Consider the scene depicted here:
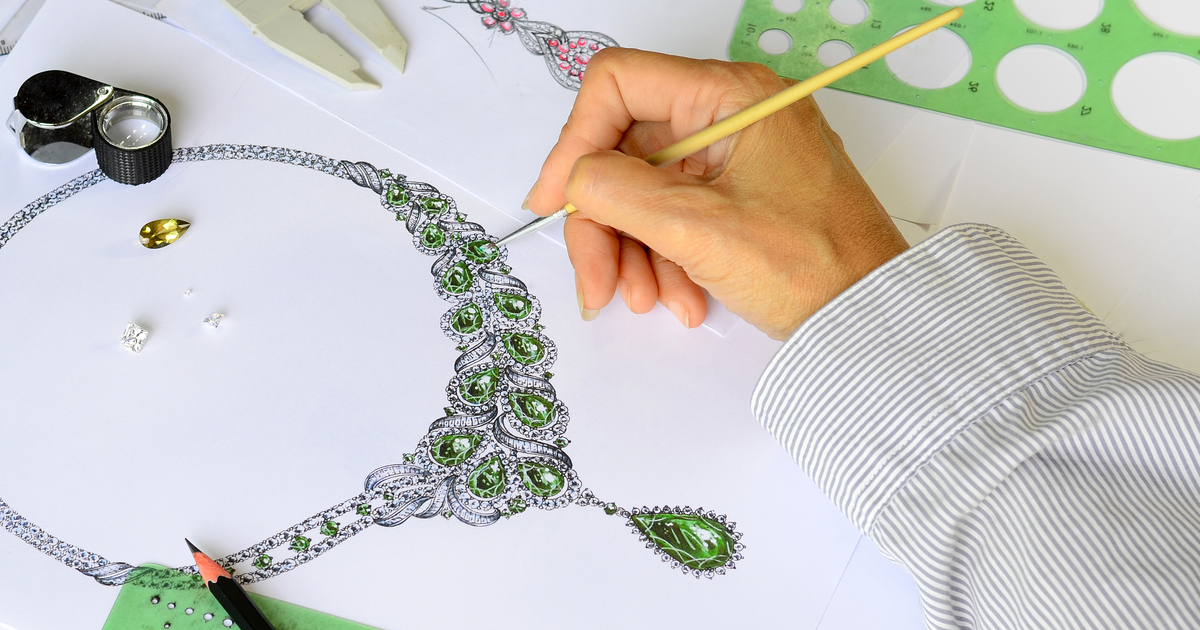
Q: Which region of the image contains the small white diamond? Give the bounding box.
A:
[203,313,224,328]
[121,322,148,353]
[183,289,192,297]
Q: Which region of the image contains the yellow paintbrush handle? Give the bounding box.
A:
[561,6,963,216]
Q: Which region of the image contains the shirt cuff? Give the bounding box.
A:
[751,223,1126,533]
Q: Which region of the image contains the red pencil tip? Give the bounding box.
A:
[185,538,201,555]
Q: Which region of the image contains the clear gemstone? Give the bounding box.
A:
[120,322,148,353]
[203,313,224,328]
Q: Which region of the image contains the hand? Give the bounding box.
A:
[524,48,908,340]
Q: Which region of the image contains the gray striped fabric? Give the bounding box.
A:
[753,224,1200,629]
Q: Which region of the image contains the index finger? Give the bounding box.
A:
[525,48,754,215]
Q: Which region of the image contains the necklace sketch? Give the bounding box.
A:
[442,0,617,90]
[0,144,744,588]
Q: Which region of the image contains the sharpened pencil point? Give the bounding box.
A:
[185,538,201,555]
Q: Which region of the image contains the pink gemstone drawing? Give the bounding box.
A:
[443,0,618,90]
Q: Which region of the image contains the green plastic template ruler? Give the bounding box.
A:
[101,565,378,630]
[729,0,1200,170]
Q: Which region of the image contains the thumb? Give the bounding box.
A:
[564,150,717,261]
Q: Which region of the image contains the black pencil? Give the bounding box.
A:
[186,539,278,630]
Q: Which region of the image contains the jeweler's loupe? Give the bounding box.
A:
[7,70,172,185]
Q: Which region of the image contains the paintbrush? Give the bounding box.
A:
[496,6,963,246]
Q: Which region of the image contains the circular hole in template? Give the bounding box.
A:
[817,40,855,67]
[829,0,869,25]
[885,27,971,89]
[1013,0,1103,31]
[758,29,794,55]
[926,0,976,5]
[1133,0,1200,36]
[1112,52,1200,140]
[996,45,1087,112]
[772,0,804,14]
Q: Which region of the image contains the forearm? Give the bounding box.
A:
[754,224,1200,628]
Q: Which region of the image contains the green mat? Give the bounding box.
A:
[729,0,1200,170]
[101,565,378,630]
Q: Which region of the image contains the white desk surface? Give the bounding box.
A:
[4,1,1200,629]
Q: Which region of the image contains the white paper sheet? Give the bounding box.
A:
[939,124,1200,319]
[864,110,975,227]
[154,0,743,226]
[810,88,920,174]
[891,216,937,246]
[153,0,927,337]
[0,2,862,629]
[1104,200,1200,374]
[814,536,923,630]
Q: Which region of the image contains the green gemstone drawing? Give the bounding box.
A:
[442,261,473,294]
[494,293,532,319]
[509,392,555,428]
[0,145,745,591]
[468,458,507,498]
[420,223,445,249]
[632,513,736,571]
[459,368,499,404]
[386,185,409,206]
[421,197,448,213]
[430,434,482,466]
[451,303,485,335]
[518,462,565,497]
[463,239,500,264]
[503,333,545,364]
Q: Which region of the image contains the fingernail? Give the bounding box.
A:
[667,301,690,329]
[615,278,633,310]
[578,286,599,321]
[521,181,538,211]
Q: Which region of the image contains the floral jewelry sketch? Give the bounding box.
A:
[440,0,617,90]
[0,144,744,588]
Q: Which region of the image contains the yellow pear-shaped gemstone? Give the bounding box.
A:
[139,218,190,249]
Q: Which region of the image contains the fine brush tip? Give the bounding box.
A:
[185,538,202,555]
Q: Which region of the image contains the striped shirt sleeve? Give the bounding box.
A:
[752,224,1200,629]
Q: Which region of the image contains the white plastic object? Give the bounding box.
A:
[222,0,408,90]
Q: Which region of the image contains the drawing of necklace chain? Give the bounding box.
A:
[0,144,744,587]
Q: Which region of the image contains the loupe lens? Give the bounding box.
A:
[98,95,167,149]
